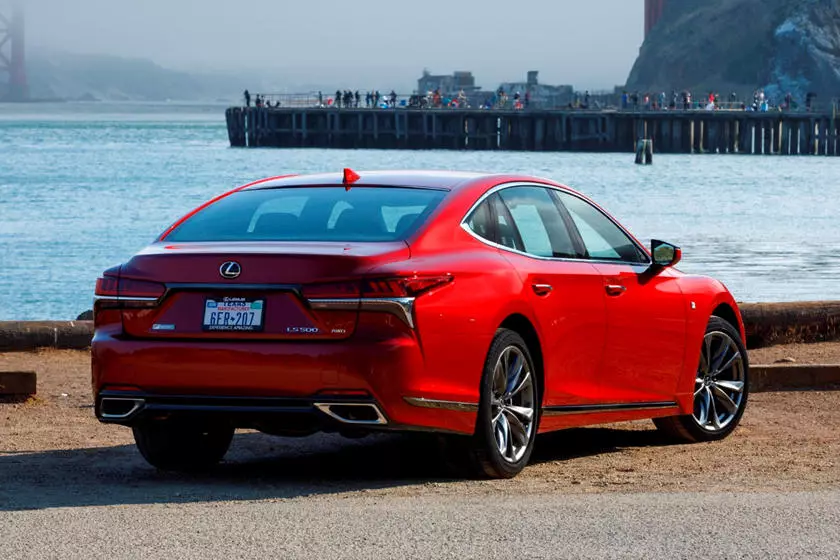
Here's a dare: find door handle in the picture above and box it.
[532,284,553,296]
[605,284,627,296]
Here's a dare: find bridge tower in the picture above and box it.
[0,1,28,101]
[644,0,667,37]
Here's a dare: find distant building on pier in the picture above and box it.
[417,69,481,96]
[497,71,574,109]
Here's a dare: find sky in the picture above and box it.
[18,0,644,91]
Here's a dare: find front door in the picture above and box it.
[555,191,687,403]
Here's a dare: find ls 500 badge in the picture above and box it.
[286,326,320,334]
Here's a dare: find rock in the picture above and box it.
[0,372,37,397]
[76,310,94,321]
[626,0,840,102]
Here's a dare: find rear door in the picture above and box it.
[488,185,607,407]
[554,190,687,401]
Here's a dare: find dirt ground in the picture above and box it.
[749,340,840,365]
[0,347,838,497]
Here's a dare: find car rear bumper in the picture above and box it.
[91,332,479,434]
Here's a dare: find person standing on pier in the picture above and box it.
[355,91,361,108]
[244,90,251,107]
[335,90,342,109]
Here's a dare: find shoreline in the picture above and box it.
[1,301,839,352]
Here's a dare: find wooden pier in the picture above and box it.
[225,107,840,155]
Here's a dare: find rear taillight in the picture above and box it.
[301,281,361,299]
[95,275,165,307]
[362,276,453,298]
[303,275,453,330]
[303,275,453,300]
[94,276,119,298]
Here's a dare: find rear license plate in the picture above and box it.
[203,297,264,332]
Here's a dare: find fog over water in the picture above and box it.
[22,0,643,90]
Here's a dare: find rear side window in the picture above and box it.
[465,199,493,241]
[165,187,447,242]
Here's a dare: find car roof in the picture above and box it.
[246,170,500,192]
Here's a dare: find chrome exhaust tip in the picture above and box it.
[99,397,145,420]
[314,402,388,425]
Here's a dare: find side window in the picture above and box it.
[498,187,577,258]
[555,192,646,263]
[465,198,494,242]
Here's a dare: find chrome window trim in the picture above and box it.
[460,181,652,266]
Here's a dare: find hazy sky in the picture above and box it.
[21,0,643,90]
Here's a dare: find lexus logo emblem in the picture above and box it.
[219,261,241,279]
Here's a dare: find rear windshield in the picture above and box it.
[164,187,447,242]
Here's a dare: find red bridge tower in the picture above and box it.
[645,0,667,37]
[0,1,28,101]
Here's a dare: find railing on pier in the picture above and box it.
[245,92,839,115]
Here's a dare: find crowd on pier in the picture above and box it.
[242,87,829,113]
[620,89,820,112]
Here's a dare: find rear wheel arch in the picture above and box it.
[499,314,544,402]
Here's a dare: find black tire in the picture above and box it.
[654,316,749,443]
[132,419,234,472]
[443,329,540,479]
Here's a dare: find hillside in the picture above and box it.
[22,49,273,102]
[626,0,840,103]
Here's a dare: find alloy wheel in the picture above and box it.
[490,346,536,463]
[693,331,746,432]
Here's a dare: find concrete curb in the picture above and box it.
[740,301,840,348]
[0,321,94,352]
[750,364,840,392]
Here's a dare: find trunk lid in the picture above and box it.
[119,241,409,340]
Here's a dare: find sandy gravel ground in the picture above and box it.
[1,348,838,498]
[1,349,838,559]
[749,340,840,364]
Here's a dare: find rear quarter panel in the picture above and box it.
[369,180,533,406]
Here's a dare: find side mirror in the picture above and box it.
[651,239,681,268]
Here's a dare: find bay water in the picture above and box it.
[1,102,838,321]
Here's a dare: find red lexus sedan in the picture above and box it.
[92,170,749,478]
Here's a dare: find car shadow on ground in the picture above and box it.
[0,425,675,511]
